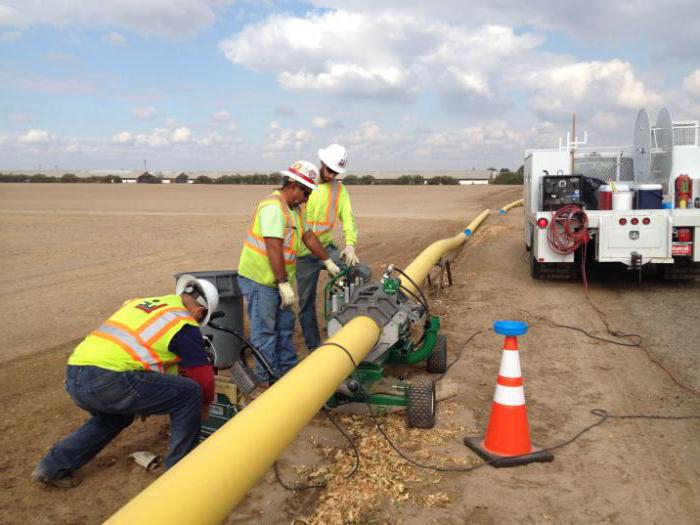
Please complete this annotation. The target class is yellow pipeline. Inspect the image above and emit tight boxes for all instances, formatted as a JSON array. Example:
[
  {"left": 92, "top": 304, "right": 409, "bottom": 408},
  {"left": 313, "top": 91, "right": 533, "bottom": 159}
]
[
  {"left": 499, "top": 198, "right": 523, "bottom": 215},
  {"left": 106, "top": 316, "right": 381, "bottom": 525},
  {"left": 400, "top": 209, "right": 489, "bottom": 295}
]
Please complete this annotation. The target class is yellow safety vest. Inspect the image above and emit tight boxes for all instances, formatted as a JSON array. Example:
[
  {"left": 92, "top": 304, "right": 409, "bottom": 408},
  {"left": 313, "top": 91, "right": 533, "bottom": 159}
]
[
  {"left": 68, "top": 295, "right": 198, "bottom": 374},
  {"left": 299, "top": 180, "right": 357, "bottom": 256},
  {"left": 238, "top": 191, "right": 304, "bottom": 287}
]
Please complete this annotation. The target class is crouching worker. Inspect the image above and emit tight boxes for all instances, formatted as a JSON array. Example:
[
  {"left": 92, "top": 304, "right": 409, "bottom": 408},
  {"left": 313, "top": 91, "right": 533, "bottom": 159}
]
[{"left": 32, "top": 275, "right": 219, "bottom": 488}]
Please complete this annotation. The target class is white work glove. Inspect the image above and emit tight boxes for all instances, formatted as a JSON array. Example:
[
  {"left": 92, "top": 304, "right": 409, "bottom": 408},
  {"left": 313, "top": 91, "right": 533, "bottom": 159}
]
[
  {"left": 277, "top": 281, "right": 296, "bottom": 308},
  {"left": 341, "top": 245, "right": 360, "bottom": 266},
  {"left": 323, "top": 259, "right": 341, "bottom": 277}
]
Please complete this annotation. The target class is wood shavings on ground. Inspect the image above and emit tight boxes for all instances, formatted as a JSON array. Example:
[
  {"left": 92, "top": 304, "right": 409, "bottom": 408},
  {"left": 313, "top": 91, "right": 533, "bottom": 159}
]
[{"left": 288, "top": 411, "right": 474, "bottom": 524}]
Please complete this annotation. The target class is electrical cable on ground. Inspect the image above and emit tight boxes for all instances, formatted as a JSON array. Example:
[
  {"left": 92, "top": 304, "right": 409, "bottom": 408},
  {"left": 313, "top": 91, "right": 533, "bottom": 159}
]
[
  {"left": 273, "top": 341, "right": 361, "bottom": 491},
  {"left": 546, "top": 204, "right": 700, "bottom": 397}
]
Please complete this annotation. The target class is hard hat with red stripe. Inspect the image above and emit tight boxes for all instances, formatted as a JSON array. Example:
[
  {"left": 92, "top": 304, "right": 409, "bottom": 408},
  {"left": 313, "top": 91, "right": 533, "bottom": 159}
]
[{"left": 279, "top": 160, "right": 319, "bottom": 190}]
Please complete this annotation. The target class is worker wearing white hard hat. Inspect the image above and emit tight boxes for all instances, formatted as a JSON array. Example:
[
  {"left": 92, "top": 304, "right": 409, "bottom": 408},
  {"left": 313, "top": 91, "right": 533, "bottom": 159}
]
[
  {"left": 237, "top": 160, "right": 340, "bottom": 385},
  {"left": 32, "top": 276, "right": 220, "bottom": 488},
  {"left": 297, "top": 144, "right": 371, "bottom": 350}
]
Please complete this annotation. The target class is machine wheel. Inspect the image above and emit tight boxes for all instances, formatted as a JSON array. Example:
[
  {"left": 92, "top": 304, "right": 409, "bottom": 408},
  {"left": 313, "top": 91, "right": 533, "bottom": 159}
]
[
  {"left": 426, "top": 334, "right": 447, "bottom": 373},
  {"left": 406, "top": 378, "right": 436, "bottom": 429}
]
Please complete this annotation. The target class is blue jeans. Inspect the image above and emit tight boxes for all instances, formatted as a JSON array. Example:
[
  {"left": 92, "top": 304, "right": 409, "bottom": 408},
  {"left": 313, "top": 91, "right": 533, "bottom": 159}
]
[
  {"left": 36, "top": 365, "right": 202, "bottom": 477},
  {"left": 237, "top": 275, "right": 297, "bottom": 382},
  {"left": 296, "top": 245, "right": 371, "bottom": 350}
]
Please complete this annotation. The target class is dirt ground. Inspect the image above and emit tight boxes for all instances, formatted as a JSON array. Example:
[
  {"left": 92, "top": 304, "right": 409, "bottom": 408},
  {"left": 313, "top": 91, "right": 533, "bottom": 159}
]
[{"left": 0, "top": 183, "right": 698, "bottom": 524}]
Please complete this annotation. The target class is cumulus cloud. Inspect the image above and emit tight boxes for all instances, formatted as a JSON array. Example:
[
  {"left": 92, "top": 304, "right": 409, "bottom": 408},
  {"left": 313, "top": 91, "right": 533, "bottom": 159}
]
[
  {"left": 213, "top": 110, "right": 231, "bottom": 122},
  {"left": 221, "top": 12, "right": 543, "bottom": 104},
  {"left": 18, "top": 129, "right": 53, "bottom": 144},
  {"left": 312, "top": 116, "right": 341, "bottom": 129},
  {"left": 112, "top": 131, "right": 133, "bottom": 144},
  {"left": 103, "top": 31, "right": 126, "bottom": 46},
  {"left": 520, "top": 59, "right": 660, "bottom": 121},
  {"left": 264, "top": 121, "right": 312, "bottom": 155},
  {"left": 135, "top": 128, "right": 170, "bottom": 147},
  {"left": 0, "top": 0, "right": 235, "bottom": 38},
  {"left": 132, "top": 106, "right": 157, "bottom": 120},
  {"left": 170, "top": 127, "right": 192, "bottom": 143},
  {"left": 683, "top": 70, "right": 700, "bottom": 96}
]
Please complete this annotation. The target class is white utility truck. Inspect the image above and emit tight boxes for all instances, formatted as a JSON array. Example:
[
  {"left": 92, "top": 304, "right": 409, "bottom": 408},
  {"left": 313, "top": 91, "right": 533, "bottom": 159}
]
[{"left": 524, "top": 108, "right": 700, "bottom": 280}]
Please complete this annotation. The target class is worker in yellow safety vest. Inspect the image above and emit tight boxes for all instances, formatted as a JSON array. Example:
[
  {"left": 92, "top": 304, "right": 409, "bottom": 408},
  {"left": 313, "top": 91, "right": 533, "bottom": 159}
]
[
  {"left": 32, "top": 275, "right": 219, "bottom": 488},
  {"left": 237, "top": 160, "right": 340, "bottom": 386},
  {"left": 297, "top": 144, "right": 371, "bottom": 350}
]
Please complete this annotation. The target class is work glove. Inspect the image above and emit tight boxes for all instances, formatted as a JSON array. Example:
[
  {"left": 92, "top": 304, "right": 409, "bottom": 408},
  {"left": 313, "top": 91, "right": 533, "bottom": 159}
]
[
  {"left": 341, "top": 245, "right": 360, "bottom": 266},
  {"left": 323, "top": 259, "right": 341, "bottom": 277},
  {"left": 278, "top": 281, "right": 296, "bottom": 308}
]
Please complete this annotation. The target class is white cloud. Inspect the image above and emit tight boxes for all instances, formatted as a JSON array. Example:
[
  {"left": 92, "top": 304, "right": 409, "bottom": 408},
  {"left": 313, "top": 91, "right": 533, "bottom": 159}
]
[
  {"left": 1, "top": 31, "right": 22, "bottom": 42},
  {"left": 683, "top": 70, "right": 700, "bottom": 96},
  {"left": 264, "top": 121, "right": 312, "bottom": 155},
  {"left": 135, "top": 128, "right": 170, "bottom": 147},
  {"left": 112, "top": 131, "right": 133, "bottom": 144},
  {"left": 312, "top": 117, "right": 330, "bottom": 129},
  {"left": 221, "top": 13, "right": 544, "bottom": 102},
  {"left": 520, "top": 59, "right": 660, "bottom": 121},
  {"left": 103, "top": 31, "right": 126, "bottom": 46},
  {"left": 0, "top": 0, "right": 235, "bottom": 38},
  {"left": 170, "top": 127, "right": 192, "bottom": 143},
  {"left": 213, "top": 110, "right": 231, "bottom": 122},
  {"left": 18, "top": 129, "right": 53, "bottom": 144},
  {"left": 132, "top": 106, "right": 157, "bottom": 120}
]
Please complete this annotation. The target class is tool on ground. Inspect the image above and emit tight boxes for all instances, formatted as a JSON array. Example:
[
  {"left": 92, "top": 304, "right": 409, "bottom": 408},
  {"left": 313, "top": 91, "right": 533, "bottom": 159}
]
[
  {"left": 129, "top": 451, "right": 162, "bottom": 471},
  {"left": 464, "top": 320, "right": 554, "bottom": 467}
]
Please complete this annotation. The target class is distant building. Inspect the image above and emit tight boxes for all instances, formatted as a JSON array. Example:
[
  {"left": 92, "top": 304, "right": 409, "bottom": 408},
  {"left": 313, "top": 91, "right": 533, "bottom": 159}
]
[
  {"left": 174, "top": 172, "right": 189, "bottom": 184},
  {"left": 136, "top": 171, "right": 161, "bottom": 184},
  {"left": 458, "top": 169, "right": 496, "bottom": 185}
]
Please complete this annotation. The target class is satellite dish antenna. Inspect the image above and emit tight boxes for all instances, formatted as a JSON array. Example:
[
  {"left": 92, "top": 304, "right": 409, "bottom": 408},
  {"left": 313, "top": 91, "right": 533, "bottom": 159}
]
[
  {"left": 650, "top": 107, "right": 673, "bottom": 188},
  {"left": 633, "top": 108, "right": 651, "bottom": 182}
]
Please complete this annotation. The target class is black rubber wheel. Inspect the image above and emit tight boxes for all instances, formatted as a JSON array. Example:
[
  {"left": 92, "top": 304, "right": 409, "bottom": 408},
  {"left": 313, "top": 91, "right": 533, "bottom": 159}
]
[
  {"left": 426, "top": 334, "right": 447, "bottom": 373},
  {"left": 406, "top": 378, "right": 436, "bottom": 429},
  {"left": 530, "top": 254, "right": 543, "bottom": 279}
]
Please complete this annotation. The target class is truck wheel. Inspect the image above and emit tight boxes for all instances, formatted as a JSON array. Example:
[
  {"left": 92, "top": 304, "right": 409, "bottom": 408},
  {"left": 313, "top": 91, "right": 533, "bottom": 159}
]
[
  {"left": 530, "top": 255, "right": 543, "bottom": 279},
  {"left": 426, "top": 334, "right": 447, "bottom": 373},
  {"left": 406, "top": 378, "right": 436, "bottom": 429}
]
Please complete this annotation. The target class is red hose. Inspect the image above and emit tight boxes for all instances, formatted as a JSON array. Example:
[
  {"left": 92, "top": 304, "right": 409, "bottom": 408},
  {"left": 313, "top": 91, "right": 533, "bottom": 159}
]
[{"left": 547, "top": 204, "right": 589, "bottom": 255}]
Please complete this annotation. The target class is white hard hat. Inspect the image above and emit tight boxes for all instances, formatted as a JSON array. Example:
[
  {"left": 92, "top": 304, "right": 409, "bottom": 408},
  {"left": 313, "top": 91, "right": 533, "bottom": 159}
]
[
  {"left": 318, "top": 144, "right": 348, "bottom": 174},
  {"left": 175, "top": 274, "right": 219, "bottom": 326},
  {"left": 279, "top": 160, "right": 319, "bottom": 190}
]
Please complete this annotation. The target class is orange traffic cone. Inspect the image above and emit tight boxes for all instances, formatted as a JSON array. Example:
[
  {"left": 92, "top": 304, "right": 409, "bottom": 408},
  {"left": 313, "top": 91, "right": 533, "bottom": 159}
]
[{"left": 464, "top": 320, "right": 553, "bottom": 467}]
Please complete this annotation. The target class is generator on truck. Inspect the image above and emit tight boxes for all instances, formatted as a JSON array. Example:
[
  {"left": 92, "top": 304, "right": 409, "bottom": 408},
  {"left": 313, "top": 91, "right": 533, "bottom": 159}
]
[{"left": 524, "top": 108, "right": 700, "bottom": 280}]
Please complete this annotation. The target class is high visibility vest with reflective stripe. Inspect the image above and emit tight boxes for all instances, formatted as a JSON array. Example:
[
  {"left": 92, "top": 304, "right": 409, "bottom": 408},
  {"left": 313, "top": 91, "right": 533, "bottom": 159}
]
[
  {"left": 68, "top": 295, "right": 199, "bottom": 374},
  {"left": 299, "top": 181, "right": 357, "bottom": 256},
  {"left": 238, "top": 191, "right": 303, "bottom": 287}
]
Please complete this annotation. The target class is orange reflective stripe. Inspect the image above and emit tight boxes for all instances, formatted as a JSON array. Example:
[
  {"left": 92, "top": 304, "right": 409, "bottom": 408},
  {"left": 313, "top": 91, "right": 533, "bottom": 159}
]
[
  {"left": 91, "top": 330, "right": 151, "bottom": 371},
  {"left": 136, "top": 306, "right": 190, "bottom": 333},
  {"left": 104, "top": 320, "right": 164, "bottom": 369}
]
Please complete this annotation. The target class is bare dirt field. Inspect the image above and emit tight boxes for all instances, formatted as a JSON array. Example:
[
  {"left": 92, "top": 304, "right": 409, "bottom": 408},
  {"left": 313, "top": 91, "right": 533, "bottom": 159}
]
[{"left": 1, "top": 183, "right": 698, "bottom": 524}]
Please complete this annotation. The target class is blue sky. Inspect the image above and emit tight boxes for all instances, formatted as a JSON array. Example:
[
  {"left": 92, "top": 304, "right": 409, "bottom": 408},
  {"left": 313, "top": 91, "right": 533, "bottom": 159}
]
[{"left": 1, "top": 0, "right": 699, "bottom": 172}]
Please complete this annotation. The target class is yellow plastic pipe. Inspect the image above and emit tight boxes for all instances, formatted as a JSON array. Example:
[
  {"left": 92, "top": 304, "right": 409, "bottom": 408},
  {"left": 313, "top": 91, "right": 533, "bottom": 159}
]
[
  {"left": 400, "top": 209, "right": 490, "bottom": 295},
  {"left": 499, "top": 198, "right": 524, "bottom": 215},
  {"left": 105, "top": 316, "right": 381, "bottom": 525}
]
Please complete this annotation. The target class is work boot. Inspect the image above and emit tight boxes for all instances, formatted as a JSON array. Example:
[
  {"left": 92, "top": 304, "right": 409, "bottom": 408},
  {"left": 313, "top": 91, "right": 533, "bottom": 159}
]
[{"left": 31, "top": 465, "right": 82, "bottom": 489}]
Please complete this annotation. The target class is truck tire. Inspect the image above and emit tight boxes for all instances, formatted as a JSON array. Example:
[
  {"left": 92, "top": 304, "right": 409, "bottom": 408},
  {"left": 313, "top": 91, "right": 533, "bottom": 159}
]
[
  {"left": 406, "top": 378, "right": 436, "bottom": 429},
  {"left": 426, "top": 334, "right": 447, "bottom": 373},
  {"left": 530, "top": 255, "right": 543, "bottom": 279}
]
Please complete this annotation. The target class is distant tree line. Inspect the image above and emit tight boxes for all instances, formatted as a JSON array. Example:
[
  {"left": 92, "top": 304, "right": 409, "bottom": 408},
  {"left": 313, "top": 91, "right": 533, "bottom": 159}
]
[
  {"left": 1, "top": 172, "right": 469, "bottom": 185},
  {"left": 0, "top": 173, "right": 123, "bottom": 183},
  {"left": 489, "top": 166, "right": 524, "bottom": 185}
]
